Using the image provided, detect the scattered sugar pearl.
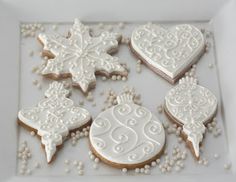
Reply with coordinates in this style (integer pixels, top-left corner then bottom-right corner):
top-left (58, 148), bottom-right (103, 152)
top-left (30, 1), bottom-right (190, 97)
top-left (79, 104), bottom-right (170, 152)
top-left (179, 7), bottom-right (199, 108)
top-left (32, 79), bottom-right (38, 85)
top-left (102, 76), bottom-right (107, 81)
top-left (64, 159), bottom-right (70, 165)
top-left (30, 131), bottom-right (36, 136)
top-left (224, 163), bottom-right (231, 170)
top-left (73, 160), bottom-right (78, 166)
top-left (144, 165), bottom-right (150, 169)
top-left (208, 63), bottom-right (214, 69)
top-left (78, 170), bottom-right (84, 175)
top-left (52, 24), bottom-right (58, 31)
top-left (90, 154), bottom-right (95, 160)
top-left (157, 105), bottom-right (163, 113)
top-left (65, 168), bottom-right (70, 174)
top-left (135, 168), bottom-right (140, 173)
top-left (144, 169), bottom-right (150, 175)
top-left (151, 161), bottom-right (157, 167)
top-left (118, 22), bottom-right (125, 29)
top-left (94, 158), bottom-right (100, 163)
top-left (111, 75), bottom-right (117, 81)
top-left (213, 153), bottom-right (220, 160)
top-left (122, 168), bottom-right (127, 173)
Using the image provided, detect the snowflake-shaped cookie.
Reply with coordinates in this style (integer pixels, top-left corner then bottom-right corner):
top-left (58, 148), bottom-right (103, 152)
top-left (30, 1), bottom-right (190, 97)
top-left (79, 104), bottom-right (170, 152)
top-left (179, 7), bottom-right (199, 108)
top-left (164, 77), bottom-right (217, 159)
top-left (18, 82), bottom-right (91, 163)
top-left (38, 19), bottom-right (127, 93)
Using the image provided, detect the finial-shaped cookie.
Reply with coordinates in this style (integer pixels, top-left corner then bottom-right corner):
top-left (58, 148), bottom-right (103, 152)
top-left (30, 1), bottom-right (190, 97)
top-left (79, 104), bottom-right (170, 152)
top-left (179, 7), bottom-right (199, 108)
top-left (18, 82), bottom-right (91, 163)
top-left (164, 76), bottom-right (217, 159)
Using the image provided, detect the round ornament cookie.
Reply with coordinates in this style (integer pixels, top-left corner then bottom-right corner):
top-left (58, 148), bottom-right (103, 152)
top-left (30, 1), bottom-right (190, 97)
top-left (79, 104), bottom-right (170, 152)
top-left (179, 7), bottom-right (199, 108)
top-left (130, 23), bottom-right (205, 83)
top-left (164, 77), bottom-right (217, 159)
top-left (89, 93), bottom-right (165, 169)
top-left (38, 19), bottom-right (127, 93)
top-left (18, 82), bottom-right (91, 163)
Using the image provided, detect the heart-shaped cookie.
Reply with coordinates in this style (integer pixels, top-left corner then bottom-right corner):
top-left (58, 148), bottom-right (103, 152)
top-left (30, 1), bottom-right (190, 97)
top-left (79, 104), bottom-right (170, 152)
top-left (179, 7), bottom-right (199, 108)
top-left (130, 24), bottom-right (205, 83)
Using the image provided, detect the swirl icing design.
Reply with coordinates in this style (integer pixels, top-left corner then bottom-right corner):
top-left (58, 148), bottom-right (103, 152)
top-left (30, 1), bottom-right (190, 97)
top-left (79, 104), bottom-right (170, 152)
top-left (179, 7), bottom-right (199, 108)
top-left (90, 93), bottom-right (165, 167)
top-left (18, 82), bottom-right (91, 163)
top-left (165, 77), bottom-right (217, 158)
top-left (38, 19), bottom-right (127, 93)
top-left (131, 24), bottom-right (205, 81)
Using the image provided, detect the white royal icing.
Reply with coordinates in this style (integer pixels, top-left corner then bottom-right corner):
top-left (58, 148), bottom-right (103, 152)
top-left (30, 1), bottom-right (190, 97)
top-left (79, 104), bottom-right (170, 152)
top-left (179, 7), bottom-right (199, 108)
top-left (165, 77), bottom-right (217, 158)
top-left (38, 19), bottom-right (127, 93)
top-left (18, 82), bottom-right (91, 163)
top-left (131, 24), bottom-right (205, 81)
top-left (89, 93), bottom-right (165, 167)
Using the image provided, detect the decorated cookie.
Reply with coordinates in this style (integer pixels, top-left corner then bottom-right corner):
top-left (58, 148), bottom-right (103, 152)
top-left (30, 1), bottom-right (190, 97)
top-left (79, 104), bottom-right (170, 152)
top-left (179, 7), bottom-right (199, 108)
top-left (164, 77), bottom-right (217, 159)
top-left (130, 23), bottom-right (205, 83)
top-left (89, 93), bottom-right (165, 169)
top-left (38, 19), bottom-right (127, 93)
top-left (18, 82), bottom-right (91, 163)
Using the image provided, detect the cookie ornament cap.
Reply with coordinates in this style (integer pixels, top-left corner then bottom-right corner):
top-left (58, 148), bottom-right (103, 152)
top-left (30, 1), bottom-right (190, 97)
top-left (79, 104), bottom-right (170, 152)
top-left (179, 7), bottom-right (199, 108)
top-left (18, 82), bottom-right (91, 163)
top-left (130, 23), bottom-right (205, 83)
top-left (89, 93), bottom-right (165, 169)
top-left (164, 77), bottom-right (217, 159)
top-left (38, 19), bottom-right (127, 93)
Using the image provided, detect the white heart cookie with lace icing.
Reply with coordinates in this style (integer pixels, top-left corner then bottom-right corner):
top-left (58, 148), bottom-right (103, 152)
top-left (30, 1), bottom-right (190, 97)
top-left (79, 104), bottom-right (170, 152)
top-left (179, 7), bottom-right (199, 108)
top-left (89, 93), bottom-right (165, 169)
top-left (38, 19), bottom-right (127, 93)
top-left (18, 82), bottom-right (91, 163)
top-left (164, 77), bottom-right (217, 159)
top-left (130, 24), bottom-right (205, 83)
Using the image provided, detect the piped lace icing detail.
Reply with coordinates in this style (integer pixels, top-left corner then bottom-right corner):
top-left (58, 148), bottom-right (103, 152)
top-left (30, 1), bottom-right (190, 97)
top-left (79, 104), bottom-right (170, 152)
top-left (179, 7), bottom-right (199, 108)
top-left (18, 82), bottom-right (91, 163)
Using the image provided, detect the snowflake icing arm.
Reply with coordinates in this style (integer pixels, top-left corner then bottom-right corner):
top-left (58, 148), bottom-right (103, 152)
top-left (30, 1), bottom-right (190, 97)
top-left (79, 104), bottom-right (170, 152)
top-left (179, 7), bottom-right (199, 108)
top-left (38, 19), bottom-right (127, 93)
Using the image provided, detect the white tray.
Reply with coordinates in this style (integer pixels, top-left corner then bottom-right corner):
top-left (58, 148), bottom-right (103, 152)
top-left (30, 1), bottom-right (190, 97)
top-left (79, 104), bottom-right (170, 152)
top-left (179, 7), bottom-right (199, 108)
top-left (0, 0), bottom-right (236, 181)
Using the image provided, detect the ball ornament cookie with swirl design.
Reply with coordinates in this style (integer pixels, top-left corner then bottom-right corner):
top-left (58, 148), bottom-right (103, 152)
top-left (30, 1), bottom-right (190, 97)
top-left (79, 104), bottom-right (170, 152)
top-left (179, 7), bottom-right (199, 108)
top-left (164, 77), bottom-right (217, 159)
top-left (89, 93), bottom-right (165, 169)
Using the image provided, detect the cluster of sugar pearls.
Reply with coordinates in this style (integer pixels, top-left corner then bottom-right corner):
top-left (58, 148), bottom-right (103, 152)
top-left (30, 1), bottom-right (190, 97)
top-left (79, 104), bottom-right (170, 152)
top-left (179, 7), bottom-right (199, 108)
top-left (70, 126), bottom-right (90, 146)
top-left (185, 64), bottom-right (197, 78)
top-left (158, 146), bottom-right (187, 173)
top-left (21, 23), bottom-right (45, 38)
top-left (133, 146), bottom-right (187, 174)
top-left (163, 122), bottom-right (183, 144)
top-left (206, 117), bottom-right (222, 137)
top-left (64, 159), bottom-right (85, 175)
top-left (136, 60), bottom-right (142, 73)
top-left (101, 86), bottom-right (142, 111)
top-left (88, 151), bottom-right (100, 169)
top-left (17, 141), bottom-right (33, 175)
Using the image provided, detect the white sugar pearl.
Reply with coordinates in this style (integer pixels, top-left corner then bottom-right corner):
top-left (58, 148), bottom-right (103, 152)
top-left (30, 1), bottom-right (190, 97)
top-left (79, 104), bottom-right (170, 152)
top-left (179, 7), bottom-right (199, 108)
top-left (30, 131), bottom-right (36, 136)
top-left (64, 159), bottom-right (70, 165)
top-left (151, 161), bottom-right (157, 167)
top-left (135, 168), bottom-right (140, 173)
top-left (77, 165), bottom-right (83, 170)
top-left (73, 160), bottom-right (78, 166)
top-left (94, 158), bottom-right (100, 163)
top-left (144, 165), bottom-right (150, 169)
top-left (140, 168), bottom-right (145, 173)
top-left (90, 154), bottom-right (95, 160)
top-left (88, 151), bottom-right (93, 156)
top-left (156, 159), bottom-right (161, 164)
top-left (65, 168), bottom-right (70, 173)
top-left (122, 168), bottom-right (127, 173)
top-left (78, 170), bottom-right (84, 175)
top-left (224, 163), bottom-right (231, 170)
top-left (144, 169), bottom-right (150, 174)
top-left (78, 161), bottom-right (84, 168)
top-left (214, 153), bottom-right (220, 159)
